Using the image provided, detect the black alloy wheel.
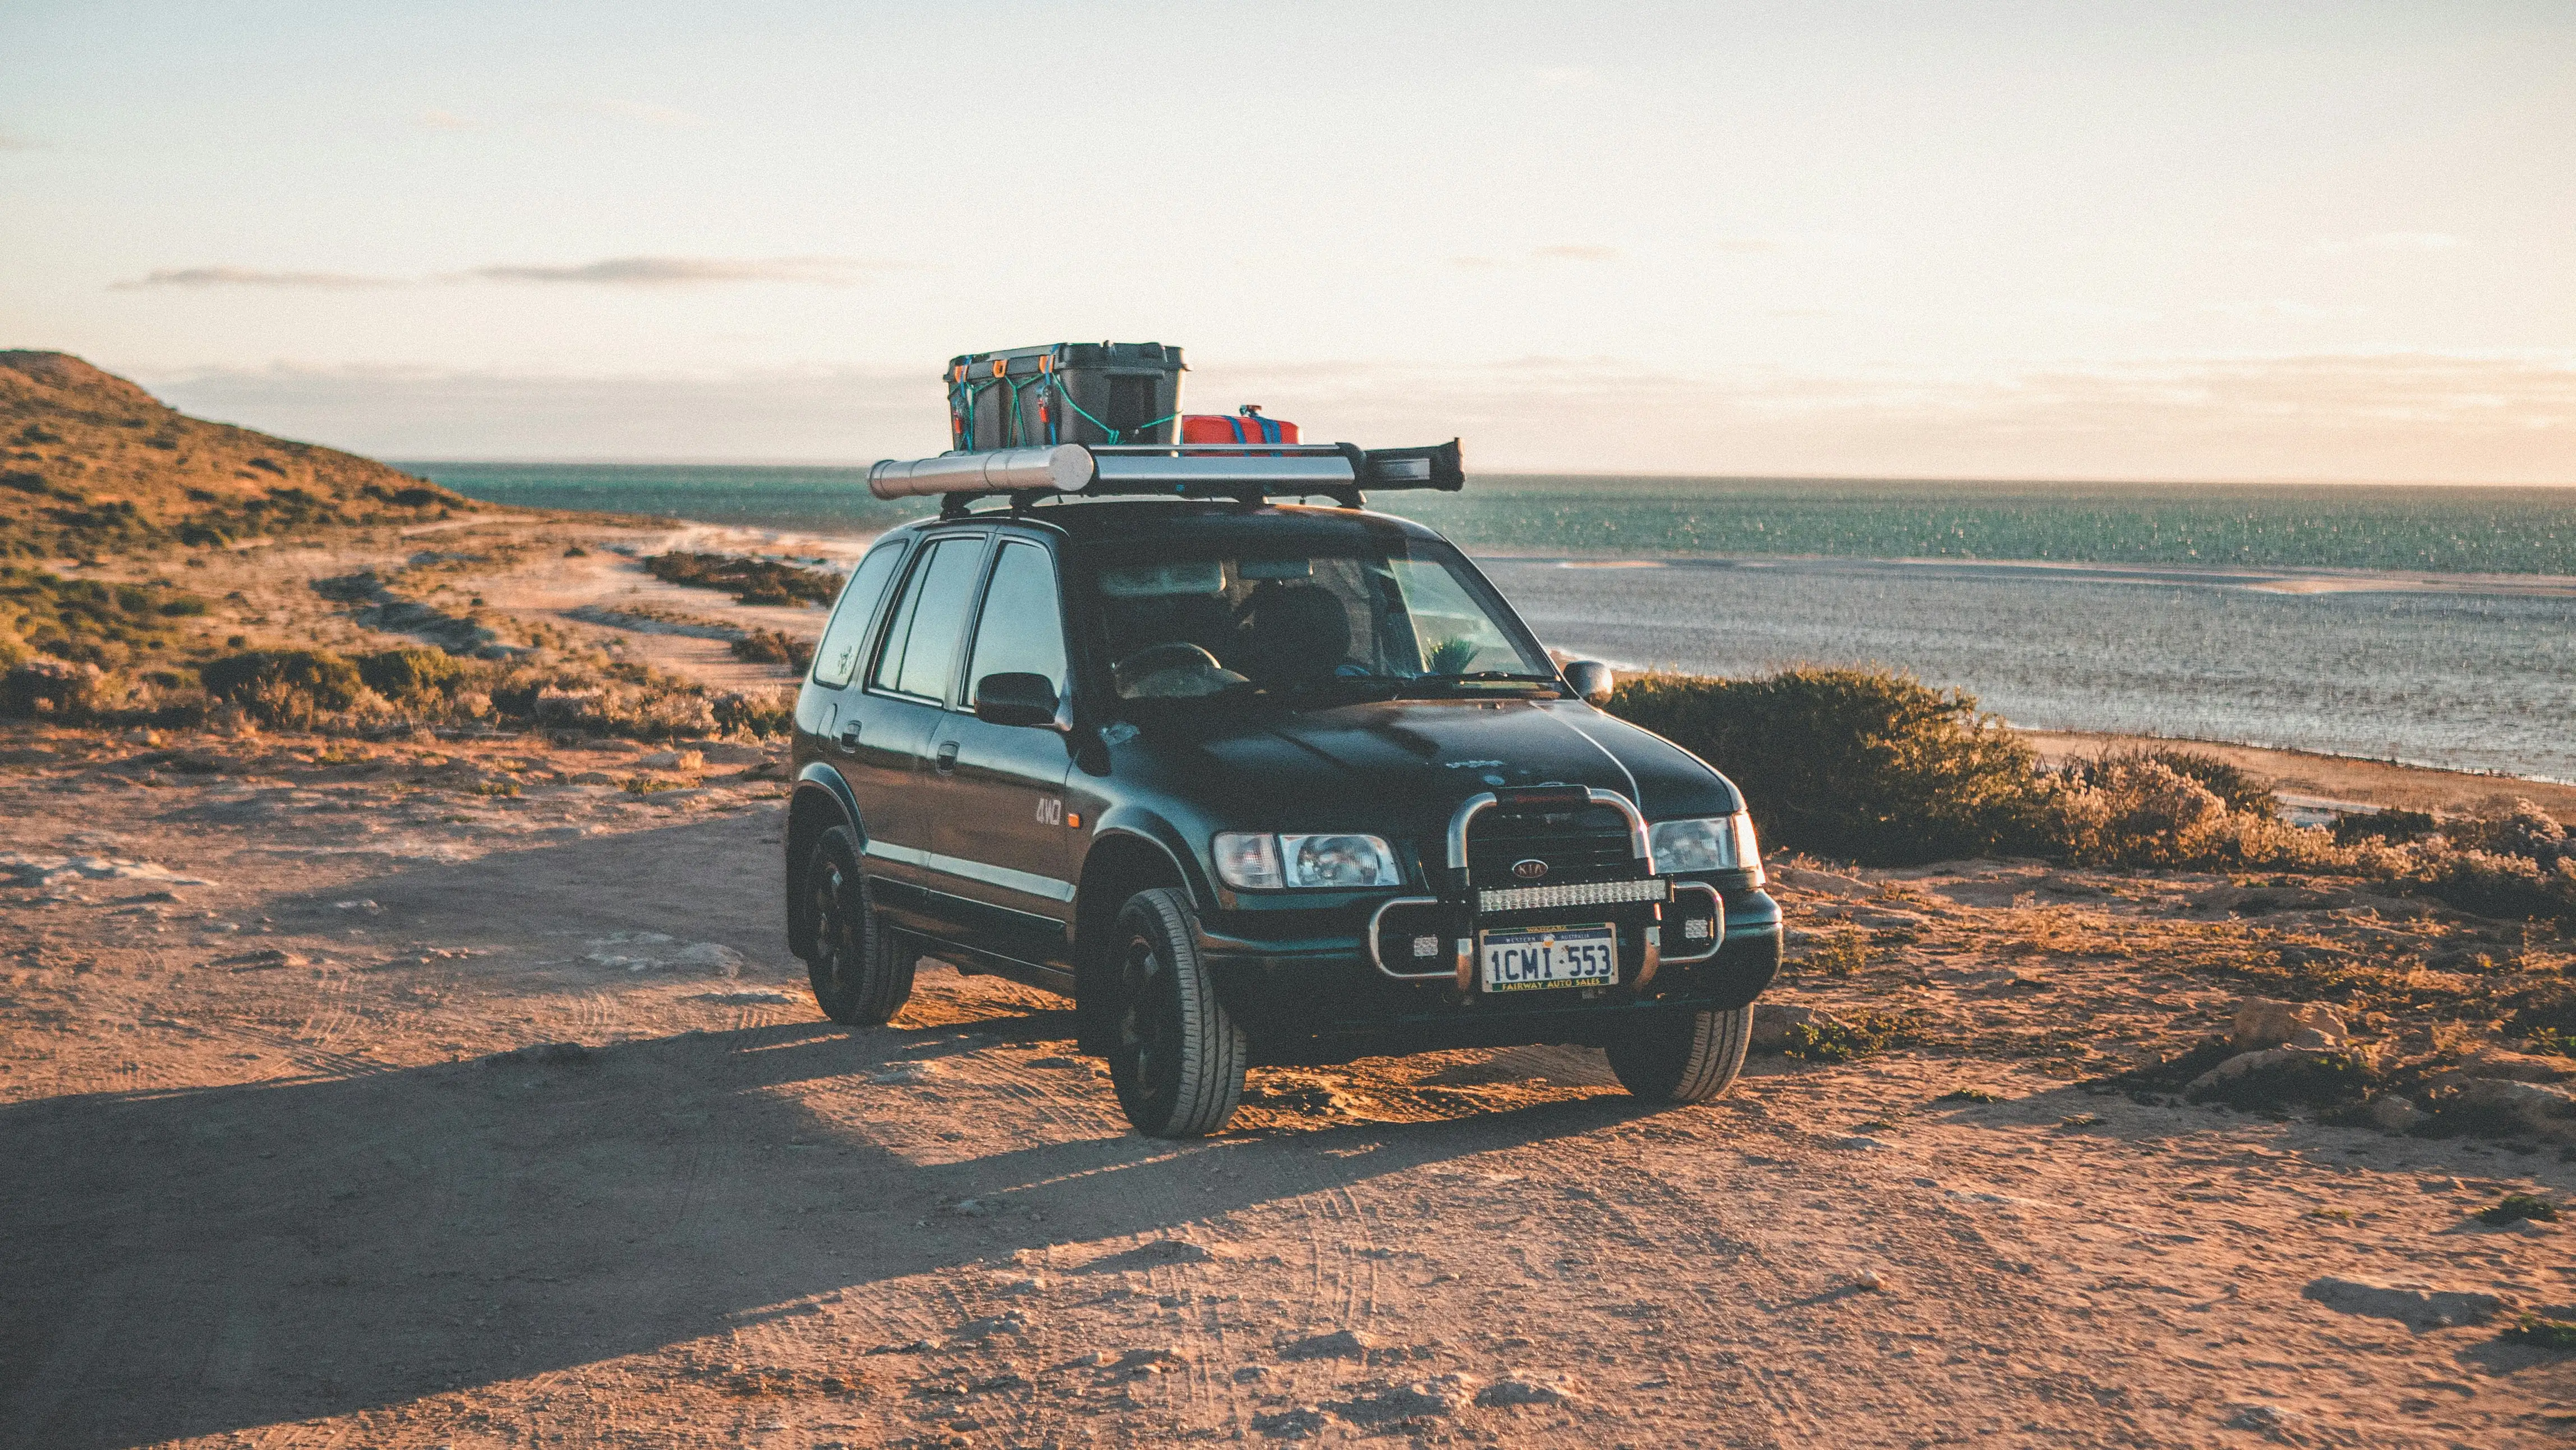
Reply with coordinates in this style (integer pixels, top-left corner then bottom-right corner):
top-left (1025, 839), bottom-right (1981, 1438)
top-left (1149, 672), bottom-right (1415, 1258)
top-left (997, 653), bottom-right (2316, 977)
top-left (802, 826), bottom-right (914, 1025)
top-left (1105, 887), bottom-right (1248, 1138)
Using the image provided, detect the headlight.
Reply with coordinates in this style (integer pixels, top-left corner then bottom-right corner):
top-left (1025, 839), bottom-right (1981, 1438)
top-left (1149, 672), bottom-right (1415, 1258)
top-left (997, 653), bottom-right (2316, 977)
top-left (1650, 813), bottom-right (1760, 874)
top-left (1213, 832), bottom-right (1402, 890)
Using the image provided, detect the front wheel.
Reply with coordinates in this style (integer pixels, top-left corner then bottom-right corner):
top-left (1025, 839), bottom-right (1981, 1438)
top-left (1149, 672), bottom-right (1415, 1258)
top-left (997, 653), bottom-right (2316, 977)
top-left (1607, 1006), bottom-right (1753, 1103)
top-left (1106, 888), bottom-right (1249, 1138)
top-left (799, 827), bottom-right (914, 1025)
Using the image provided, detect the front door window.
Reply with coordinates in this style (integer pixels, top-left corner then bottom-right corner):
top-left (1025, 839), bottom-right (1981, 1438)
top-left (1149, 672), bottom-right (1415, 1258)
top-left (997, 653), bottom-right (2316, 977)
top-left (965, 540), bottom-right (1068, 704)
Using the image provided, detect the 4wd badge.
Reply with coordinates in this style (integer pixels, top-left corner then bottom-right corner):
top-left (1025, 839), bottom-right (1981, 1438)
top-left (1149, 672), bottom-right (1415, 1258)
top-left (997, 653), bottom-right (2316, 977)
top-left (1511, 858), bottom-right (1548, 880)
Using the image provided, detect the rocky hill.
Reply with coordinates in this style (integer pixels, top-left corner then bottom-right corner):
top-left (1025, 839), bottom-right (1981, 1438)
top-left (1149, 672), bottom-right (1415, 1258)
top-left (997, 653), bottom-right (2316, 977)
top-left (0, 351), bottom-right (470, 557)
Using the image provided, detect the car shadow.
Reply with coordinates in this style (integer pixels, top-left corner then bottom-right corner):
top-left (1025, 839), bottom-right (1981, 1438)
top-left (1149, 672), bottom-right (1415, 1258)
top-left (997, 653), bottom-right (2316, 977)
top-left (0, 1018), bottom-right (1630, 1449)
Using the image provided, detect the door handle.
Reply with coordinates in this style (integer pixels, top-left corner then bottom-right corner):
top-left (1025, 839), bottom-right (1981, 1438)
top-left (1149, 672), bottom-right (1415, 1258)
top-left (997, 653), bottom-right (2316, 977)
top-left (836, 721), bottom-right (862, 751)
top-left (935, 741), bottom-right (960, 775)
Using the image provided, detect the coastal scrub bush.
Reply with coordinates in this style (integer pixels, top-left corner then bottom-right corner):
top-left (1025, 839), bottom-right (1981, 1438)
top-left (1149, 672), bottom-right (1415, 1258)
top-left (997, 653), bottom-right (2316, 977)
top-left (643, 552), bottom-right (843, 607)
top-left (2414, 848), bottom-right (2576, 926)
top-left (2337, 807), bottom-right (2439, 846)
top-left (2449, 800), bottom-right (2570, 867)
top-left (2478, 1193), bottom-right (2561, 1226)
top-left (200, 649), bottom-right (366, 728)
top-left (1606, 667), bottom-right (2048, 864)
top-left (2499, 1315), bottom-right (2576, 1351)
top-left (2040, 757), bottom-right (2333, 870)
top-left (0, 567), bottom-right (208, 668)
top-left (1780, 1010), bottom-right (1921, 1064)
top-left (2059, 746), bottom-right (2276, 819)
top-left (355, 646), bottom-right (466, 704)
top-left (729, 627), bottom-right (815, 672)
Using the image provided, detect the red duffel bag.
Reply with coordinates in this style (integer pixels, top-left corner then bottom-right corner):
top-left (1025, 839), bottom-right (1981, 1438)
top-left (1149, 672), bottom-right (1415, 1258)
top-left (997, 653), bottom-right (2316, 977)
top-left (1180, 406), bottom-right (1299, 450)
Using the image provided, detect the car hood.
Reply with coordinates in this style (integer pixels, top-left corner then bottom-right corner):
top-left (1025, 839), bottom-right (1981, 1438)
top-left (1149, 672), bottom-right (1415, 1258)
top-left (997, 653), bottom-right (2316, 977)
top-left (1146, 698), bottom-right (1740, 827)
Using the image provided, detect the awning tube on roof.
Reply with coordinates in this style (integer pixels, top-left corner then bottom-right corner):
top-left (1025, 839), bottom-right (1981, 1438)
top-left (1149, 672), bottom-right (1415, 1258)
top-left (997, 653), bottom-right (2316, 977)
top-left (866, 444), bottom-right (1092, 500)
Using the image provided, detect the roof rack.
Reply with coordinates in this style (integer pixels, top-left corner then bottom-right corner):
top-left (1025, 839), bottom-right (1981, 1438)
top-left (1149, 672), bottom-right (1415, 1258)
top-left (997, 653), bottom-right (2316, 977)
top-left (867, 439), bottom-right (1464, 515)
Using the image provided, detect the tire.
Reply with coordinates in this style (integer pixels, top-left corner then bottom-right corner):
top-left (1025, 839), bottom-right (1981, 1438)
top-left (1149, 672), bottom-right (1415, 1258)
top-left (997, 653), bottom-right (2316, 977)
top-left (799, 826), bottom-right (915, 1025)
top-left (1607, 1005), bottom-right (1753, 1104)
top-left (1105, 887), bottom-right (1249, 1138)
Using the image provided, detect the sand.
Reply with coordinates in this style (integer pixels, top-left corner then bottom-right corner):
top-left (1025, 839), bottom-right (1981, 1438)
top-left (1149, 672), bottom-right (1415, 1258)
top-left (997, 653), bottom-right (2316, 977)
top-left (4, 518), bottom-right (2574, 1448)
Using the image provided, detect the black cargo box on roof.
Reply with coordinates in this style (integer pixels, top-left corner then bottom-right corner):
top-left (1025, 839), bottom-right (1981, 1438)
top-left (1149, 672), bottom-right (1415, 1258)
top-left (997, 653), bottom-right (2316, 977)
top-left (948, 342), bottom-right (1185, 452)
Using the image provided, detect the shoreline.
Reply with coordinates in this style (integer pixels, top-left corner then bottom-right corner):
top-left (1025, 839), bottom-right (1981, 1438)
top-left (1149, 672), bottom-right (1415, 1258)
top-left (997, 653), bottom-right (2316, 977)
top-left (47, 502), bottom-right (2572, 816)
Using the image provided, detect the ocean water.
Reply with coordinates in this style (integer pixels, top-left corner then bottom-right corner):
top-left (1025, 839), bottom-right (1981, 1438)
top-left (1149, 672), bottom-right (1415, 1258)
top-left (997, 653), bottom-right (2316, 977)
top-left (410, 464), bottom-right (2576, 781)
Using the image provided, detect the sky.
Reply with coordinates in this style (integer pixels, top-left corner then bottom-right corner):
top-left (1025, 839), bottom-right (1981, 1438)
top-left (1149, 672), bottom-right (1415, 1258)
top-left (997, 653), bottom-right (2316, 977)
top-left (3, 0), bottom-right (2573, 480)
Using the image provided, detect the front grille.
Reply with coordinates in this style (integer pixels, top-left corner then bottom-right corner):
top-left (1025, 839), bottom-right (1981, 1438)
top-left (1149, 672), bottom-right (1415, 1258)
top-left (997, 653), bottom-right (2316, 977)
top-left (1476, 877), bottom-right (1670, 915)
top-left (1464, 804), bottom-right (1638, 885)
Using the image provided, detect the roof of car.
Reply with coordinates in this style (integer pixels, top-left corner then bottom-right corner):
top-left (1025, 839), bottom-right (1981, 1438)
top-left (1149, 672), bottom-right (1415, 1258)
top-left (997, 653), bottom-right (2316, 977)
top-left (887, 497), bottom-right (1451, 547)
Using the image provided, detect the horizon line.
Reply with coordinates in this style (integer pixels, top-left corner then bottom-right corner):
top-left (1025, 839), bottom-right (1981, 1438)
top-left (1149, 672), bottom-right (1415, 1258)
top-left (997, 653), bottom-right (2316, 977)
top-left (390, 458), bottom-right (2576, 490)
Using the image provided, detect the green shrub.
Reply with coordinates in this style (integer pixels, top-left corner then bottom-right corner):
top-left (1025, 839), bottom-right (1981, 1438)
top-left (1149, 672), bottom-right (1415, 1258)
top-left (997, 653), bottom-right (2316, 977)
top-left (729, 628), bottom-right (815, 672)
top-left (2416, 849), bottom-right (2576, 925)
top-left (643, 552), bottom-right (843, 607)
top-left (356, 647), bottom-right (466, 703)
top-left (1781, 1011), bottom-right (1919, 1063)
top-left (2477, 1192), bottom-right (2561, 1226)
top-left (199, 649), bottom-right (365, 727)
top-left (2336, 807), bottom-right (2437, 846)
top-left (0, 567), bottom-right (203, 669)
top-left (1606, 667), bottom-right (2047, 864)
top-left (2041, 757), bottom-right (2335, 870)
top-left (2500, 1315), bottom-right (2576, 1351)
top-left (2064, 746), bottom-right (2276, 819)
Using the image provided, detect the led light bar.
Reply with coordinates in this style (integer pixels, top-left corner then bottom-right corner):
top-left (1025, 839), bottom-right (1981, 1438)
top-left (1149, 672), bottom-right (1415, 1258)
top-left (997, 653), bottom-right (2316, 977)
top-left (1476, 877), bottom-right (1671, 915)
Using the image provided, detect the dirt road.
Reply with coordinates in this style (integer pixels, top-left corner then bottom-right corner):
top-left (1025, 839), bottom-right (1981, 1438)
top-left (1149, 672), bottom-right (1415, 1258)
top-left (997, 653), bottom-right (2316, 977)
top-left (3, 726), bottom-right (2572, 1450)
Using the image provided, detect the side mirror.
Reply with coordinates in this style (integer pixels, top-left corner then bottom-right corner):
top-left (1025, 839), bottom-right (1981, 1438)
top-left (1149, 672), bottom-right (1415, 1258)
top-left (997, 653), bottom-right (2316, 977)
top-left (1562, 659), bottom-right (1614, 705)
top-left (974, 672), bottom-right (1062, 728)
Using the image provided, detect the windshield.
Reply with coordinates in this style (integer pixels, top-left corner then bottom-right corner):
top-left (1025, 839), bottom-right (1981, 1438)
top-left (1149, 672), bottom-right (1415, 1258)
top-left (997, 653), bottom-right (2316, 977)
top-left (1083, 535), bottom-right (1557, 704)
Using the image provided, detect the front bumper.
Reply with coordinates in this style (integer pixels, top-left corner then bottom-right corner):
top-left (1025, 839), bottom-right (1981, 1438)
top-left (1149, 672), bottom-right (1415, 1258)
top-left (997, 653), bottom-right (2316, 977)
top-left (1195, 883), bottom-right (1783, 1059)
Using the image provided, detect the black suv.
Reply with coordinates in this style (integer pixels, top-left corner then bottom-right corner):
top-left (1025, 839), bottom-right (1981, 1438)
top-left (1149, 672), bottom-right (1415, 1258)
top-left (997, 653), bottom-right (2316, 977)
top-left (786, 499), bottom-right (1781, 1136)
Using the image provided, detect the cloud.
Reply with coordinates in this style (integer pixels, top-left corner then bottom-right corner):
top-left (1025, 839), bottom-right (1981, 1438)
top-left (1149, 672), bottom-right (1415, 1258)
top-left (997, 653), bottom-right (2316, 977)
top-left (1531, 244), bottom-right (1619, 263)
top-left (1530, 66), bottom-right (1596, 89)
top-left (455, 255), bottom-right (873, 286)
top-left (588, 99), bottom-right (700, 127)
top-left (2201, 299), bottom-right (2372, 322)
top-left (111, 267), bottom-right (401, 291)
top-left (113, 256), bottom-right (892, 291)
top-left (416, 109), bottom-right (475, 131)
top-left (2361, 232), bottom-right (2469, 253)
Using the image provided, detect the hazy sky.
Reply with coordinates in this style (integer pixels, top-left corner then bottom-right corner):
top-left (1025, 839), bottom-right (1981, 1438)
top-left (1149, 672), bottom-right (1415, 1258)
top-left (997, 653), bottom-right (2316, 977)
top-left (4, 1), bottom-right (2572, 479)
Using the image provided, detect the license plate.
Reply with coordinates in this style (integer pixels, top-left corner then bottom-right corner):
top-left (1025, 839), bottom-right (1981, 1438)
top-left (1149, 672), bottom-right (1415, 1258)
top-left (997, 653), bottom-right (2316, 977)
top-left (1479, 923), bottom-right (1618, 992)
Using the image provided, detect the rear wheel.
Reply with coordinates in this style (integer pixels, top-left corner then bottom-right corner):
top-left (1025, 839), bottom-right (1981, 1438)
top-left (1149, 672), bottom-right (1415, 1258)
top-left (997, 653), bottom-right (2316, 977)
top-left (1106, 887), bottom-right (1248, 1138)
top-left (1607, 1006), bottom-right (1752, 1103)
top-left (800, 826), bottom-right (914, 1025)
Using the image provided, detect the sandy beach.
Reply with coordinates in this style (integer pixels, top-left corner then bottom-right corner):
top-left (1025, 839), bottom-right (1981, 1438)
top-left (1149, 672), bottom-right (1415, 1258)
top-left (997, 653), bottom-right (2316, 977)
top-left (7, 506), bottom-right (2576, 1447)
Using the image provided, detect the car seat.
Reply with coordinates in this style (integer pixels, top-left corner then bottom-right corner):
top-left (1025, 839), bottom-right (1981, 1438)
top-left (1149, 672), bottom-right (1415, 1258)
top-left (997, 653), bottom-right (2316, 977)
top-left (1234, 583), bottom-right (1352, 686)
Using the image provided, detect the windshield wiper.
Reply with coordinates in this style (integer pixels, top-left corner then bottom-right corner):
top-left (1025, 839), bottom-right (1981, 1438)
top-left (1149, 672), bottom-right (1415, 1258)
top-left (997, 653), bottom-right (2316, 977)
top-left (1446, 671), bottom-right (1561, 683)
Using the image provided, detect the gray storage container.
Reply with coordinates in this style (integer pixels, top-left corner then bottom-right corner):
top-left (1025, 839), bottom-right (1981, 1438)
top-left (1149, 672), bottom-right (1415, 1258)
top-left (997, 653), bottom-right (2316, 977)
top-left (947, 342), bottom-right (1186, 451)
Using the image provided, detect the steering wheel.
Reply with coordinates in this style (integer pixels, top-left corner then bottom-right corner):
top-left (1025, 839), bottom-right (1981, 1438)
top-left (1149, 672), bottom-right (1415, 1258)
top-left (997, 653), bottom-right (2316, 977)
top-left (1115, 641), bottom-right (1225, 680)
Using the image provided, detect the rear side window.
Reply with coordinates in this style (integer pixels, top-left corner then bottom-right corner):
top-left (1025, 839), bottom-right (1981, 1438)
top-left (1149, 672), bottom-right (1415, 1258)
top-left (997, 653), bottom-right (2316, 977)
top-left (966, 541), bottom-right (1068, 698)
top-left (870, 535), bottom-right (987, 702)
top-left (808, 540), bottom-right (907, 687)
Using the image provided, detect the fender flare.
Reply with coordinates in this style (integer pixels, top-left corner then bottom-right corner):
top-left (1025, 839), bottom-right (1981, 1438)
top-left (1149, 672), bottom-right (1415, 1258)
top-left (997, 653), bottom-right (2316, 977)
top-left (1083, 806), bottom-right (1213, 914)
top-left (792, 761), bottom-right (863, 842)
top-left (785, 764), bottom-right (864, 958)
